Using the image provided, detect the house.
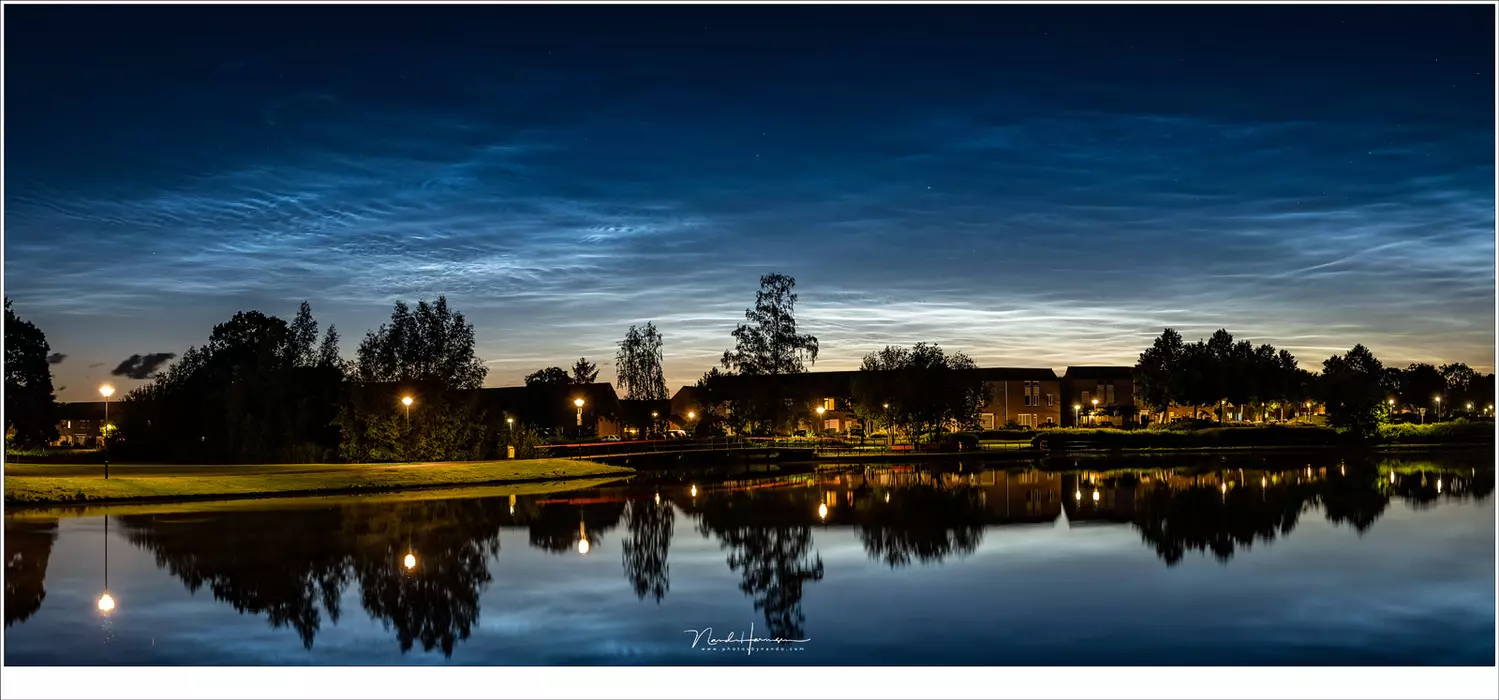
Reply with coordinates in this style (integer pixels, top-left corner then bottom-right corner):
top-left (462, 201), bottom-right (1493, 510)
top-left (1061, 366), bottom-right (1137, 427)
top-left (675, 366), bottom-right (1063, 436)
top-left (52, 401), bottom-right (122, 447)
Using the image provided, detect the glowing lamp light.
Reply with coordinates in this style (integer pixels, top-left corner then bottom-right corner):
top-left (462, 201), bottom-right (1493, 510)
top-left (1091, 490), bottom-right (1100, 502)
top-left (1390, 472), bottom-right (1397, 484)
top-left (654, 492), bottom-right (662, 506)
top-left (690, 484), bottom-right (698, 498)
top-left (1220, 483), bottom-right (1228, 494)
top-left (403, 553), bottom-right (417, 570)
top-left (884, 493), bottom-right (891, 503)
top-left (1261, 477), bottom-right (1267, 488)
top-left (97, 593), bottom-right (115, 613)
top-left (816, 406), bottom-right (825, 415)
top-left (817, 503), bottom-right (829, 520)
top-left (99, 384), bottom-right (115, 398)
top-left (688, 411), bottom-right (696, 419)
top-left (401, 396), bottom-right (413, 407)
top-left (1074, 490), bottom-right (1082, 501)
top-left (1436, 479), bottom-right (1443, 494)
top-left (506, 417), bottom-right (514, 425)
top-left (574, 398), bottom-right (585, 408)
top-left (577, 539), bottom-right (590, 555)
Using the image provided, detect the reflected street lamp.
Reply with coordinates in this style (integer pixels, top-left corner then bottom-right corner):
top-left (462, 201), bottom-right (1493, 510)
top-left (97, 515), bottom-right (114, 614)
top-left (403, 552), bottom-right (417, 570)
top-left (576, 522), bottom-right (590, 555)
top-left (99, 384), bottom-right (115, 480)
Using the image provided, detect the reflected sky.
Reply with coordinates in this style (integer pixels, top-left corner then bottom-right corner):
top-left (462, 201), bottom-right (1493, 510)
top-left (4, 453), bottom-right (1493, 665)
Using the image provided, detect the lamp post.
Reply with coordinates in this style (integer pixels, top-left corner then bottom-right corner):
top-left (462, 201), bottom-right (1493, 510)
top-left (575, 398), bottom-right (585, 427)
top-left (1090, 398), bottom-right (1099, 427)
top-left (1305, 401), bottom-right (1313, 424)
top-left (815, 405), bottom-right (825, 435)
top-left (1433, 396), bottom-right (1441, 421)
top-left (401, 396), bottom-right (413, 425)
top-left (99, 385), bottom-right (114, 480)
top-left (1073, 403), bottom-right (1081, 427)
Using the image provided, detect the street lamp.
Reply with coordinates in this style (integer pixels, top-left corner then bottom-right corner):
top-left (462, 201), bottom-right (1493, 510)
top-left (99, 385), bottom-right (114, 480)
top-left (815, 405), bottom-right (826, 437)
top-left (1073, 403), bottom-right (1081, 426)
top-left (401, 396), bottom-right (413, 424)
top-left (1433, 396), bottom-right (1441, 420)
top-left (1090, 398), bottom-right (1099, 426)
top-left (575, 398), bottom-right (585, 427)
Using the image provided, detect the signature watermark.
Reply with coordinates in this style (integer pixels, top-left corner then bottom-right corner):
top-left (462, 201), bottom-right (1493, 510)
top-left (683, 623), bottom-right (810, 655)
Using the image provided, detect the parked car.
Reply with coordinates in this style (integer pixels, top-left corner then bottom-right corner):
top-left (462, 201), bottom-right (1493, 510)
top-left (600, 435), bottom-right (622, 442)
top-left (666, 429), bottom-right (689, 439)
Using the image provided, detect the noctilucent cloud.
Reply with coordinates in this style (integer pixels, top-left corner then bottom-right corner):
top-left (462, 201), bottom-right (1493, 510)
top-left (4, 5), bottom-right (1494, 401)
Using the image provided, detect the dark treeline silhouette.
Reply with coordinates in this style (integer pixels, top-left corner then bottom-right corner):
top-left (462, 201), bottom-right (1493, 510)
top-left (1136, 328), bottom-right (1495, 434)
top-left (5, 299), bottom-right (60, 447)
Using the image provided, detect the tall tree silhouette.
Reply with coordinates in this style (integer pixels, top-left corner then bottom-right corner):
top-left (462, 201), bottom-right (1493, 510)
top-left (621, 498), bottom-right (674, 602)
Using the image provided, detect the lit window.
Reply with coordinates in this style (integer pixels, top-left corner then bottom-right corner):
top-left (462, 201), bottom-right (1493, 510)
top-left (822, 397), bottom-right (835, 411)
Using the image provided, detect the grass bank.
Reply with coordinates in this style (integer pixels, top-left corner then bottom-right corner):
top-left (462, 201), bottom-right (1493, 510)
top-left (3, 458), bottom-right (633, 506)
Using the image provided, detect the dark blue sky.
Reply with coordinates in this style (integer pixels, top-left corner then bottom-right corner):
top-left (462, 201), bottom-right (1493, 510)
top-left (5, 5), bottom-right (1494, 400)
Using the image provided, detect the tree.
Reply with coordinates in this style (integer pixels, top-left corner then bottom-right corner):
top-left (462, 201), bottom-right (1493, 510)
top-left (1394, 363), bottom-right (1445, 414)
top-left (4, 298), bottom-right (59, 447)
top-left (721, 273), bottom-right (819, 376)
top-left (851, 343), bottom-right (984, 446)
top-left (316, 325), bottom-right (344, 370)
top-left (524, 367), bottom-right (571, 387)
top-left (288, 301), bottom-right (320, 368)
top-left (124, 305), bottom-right (346, 462)
top-left (1319, 345), bottom-right (1386, 436)
top-left (1135, 328), bottom-right (1185, 417)
top-left (354, 297), bottom-right (487, 391)
top-left (571, 357), bottom-right (599, 385)
top-left (1439, 363), bottom-right (1478, 409)
top-left (615, 323), bottom-right (667, 401)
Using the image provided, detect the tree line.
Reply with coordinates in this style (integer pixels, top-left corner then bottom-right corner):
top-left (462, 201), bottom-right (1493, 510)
top-left (1136, 328), bottom-right (1494, 436)
top-left (4, 284), bottom-right (1494, 458)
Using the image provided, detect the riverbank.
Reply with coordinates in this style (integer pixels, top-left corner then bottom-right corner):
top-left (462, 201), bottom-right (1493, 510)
top-left (2, 458), bottom-right (633, 506)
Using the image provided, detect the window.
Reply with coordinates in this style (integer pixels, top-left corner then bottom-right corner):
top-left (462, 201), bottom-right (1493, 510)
top-left (1024, 380), bottom-right (1040, 407)
top-left (1046, 393), bottom-right (1054, 407)
top-left (1105, 383), bottom-right (1116, 405)
top-left (822, 397), bottom-right (835, 411)
top-left (1081, 390), bottom-right (1091, 405)
top-left (1018, 413), bottom-right (1036, 427)
top-left (979, 413), bottom-right (995, 430)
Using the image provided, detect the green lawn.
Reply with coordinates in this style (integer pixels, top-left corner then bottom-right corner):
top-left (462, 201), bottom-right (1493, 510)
top-left (3, 458), bottom-right (633, 506)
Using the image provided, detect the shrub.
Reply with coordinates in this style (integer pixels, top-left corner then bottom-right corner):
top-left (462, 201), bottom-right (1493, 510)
top-left (1376, 420), bottom-right (1494, 445)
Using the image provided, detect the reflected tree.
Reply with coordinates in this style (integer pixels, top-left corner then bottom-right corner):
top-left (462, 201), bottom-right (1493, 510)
top-left (621, 498), bottom-right (674, 603)
top-left (1130, 476), bottom-right (1316, 566)
top-left (526, 502), bottom-right (625, 554)
top-left (342, 499), bottom-right (509, 656)
top-left (120, 511), bottom-right (351, 648)
top-left (4, 518), bottom-right (59, 627)
top-left (857, 485), bottom-right (986, 568)
top-left (693, 491), bottom-right (825, 639)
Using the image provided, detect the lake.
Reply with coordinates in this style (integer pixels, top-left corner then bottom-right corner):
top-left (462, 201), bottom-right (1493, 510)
top-left (4, 451), bottom-right (1493, 665)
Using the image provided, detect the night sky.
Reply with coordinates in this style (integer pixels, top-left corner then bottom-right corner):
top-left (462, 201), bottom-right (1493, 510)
top-left (4, 5), bottom-right (1494, 402)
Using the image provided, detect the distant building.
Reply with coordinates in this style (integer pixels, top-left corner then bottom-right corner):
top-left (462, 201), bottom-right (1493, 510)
top-left (670, 367), bottom-right (1063, 435)
top-left (1061, 366), bottom-right (1137, 427)
top-left (52, 401), bottom-right (122, 447)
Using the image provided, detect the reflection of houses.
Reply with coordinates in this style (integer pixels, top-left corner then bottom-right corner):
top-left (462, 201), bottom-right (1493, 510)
top-left (52, 401), bottom-right (121, 447)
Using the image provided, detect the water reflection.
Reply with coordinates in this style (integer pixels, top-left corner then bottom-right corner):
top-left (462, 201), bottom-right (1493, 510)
top-left (4, 517), bottom-right (58, 627)
top-left (3, 453), bottom-right (1492, 662)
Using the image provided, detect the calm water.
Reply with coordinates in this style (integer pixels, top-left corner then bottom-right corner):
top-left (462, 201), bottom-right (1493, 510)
top-left (4, 452), bottom-right (1494, 665)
